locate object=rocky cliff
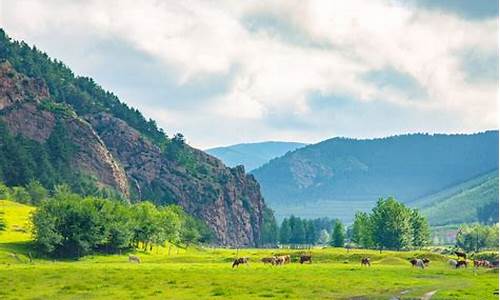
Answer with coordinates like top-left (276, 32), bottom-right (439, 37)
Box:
top-left (0, 53), bottom-right (265, 246)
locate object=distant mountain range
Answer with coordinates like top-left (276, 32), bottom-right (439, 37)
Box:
top-left (251, 131), bottom-right (499, 223)
top-left (206, 141), bottom-right (307, 171)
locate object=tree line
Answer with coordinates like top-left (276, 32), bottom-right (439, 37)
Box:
top-left (260, 197), bottom-right (431, 250)
top-left (14, 185), bottom-right (215, 258)
top-left (456, 223), bottom-right (498, 252)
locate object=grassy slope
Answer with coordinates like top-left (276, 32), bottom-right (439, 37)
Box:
top-left (0, 200), bottom-right (497, 299)
top-left (411, 171), bottom-right (499, 226)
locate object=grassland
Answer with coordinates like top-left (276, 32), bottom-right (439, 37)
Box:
top-left (0, 200), bottom-right (498, 299)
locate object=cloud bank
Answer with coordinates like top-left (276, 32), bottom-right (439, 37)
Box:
top-left (0, 0), bottom-right (497, 148)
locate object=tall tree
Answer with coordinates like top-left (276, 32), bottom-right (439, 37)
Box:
top-left (279, 218), bottom-right (291, 244)
top-left (409, 208), bottom-right (430, 249)
top-left (260, 207), bottom-right (278, 246)
top-left (351, 211), bottom-right (373, 248)
top-left (370, 197), bottom-right (411, 251)
top-left (330, 219), bottom-right (345, 247)
top-left (289, 216), bottom-right (305, 244)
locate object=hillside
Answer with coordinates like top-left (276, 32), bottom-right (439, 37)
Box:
top-left (411, 170), bottom-right (499, 226)
top-left (252, 132), bottom-right (498, 222)
top-left (0, 29), bottom-right (267, 247)
top-left (206, 141), bottom-right (307, 171)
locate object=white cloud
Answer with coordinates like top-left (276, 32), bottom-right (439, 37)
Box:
top-left (0, 0), bottom-right (497, 148)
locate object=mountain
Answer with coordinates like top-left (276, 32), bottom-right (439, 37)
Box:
top-left (206, 141), bottom-right (307, 171)
top-left (410, 170), bottom-right (499, 226)
top-left (252, 132), bottom-right (498, 222)
top-left (0, 29), bottom-right (267, 247)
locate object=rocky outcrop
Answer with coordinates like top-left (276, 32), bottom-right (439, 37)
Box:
top-left (0, 63), bottom-right (129, 196)
top-left (88, 113), bottom-right (265, 246)
top-left (0, 61), bottom-right (48, 110)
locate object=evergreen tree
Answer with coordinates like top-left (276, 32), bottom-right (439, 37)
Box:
top-left (260, 207), bottom-right (278, 246)
top-left (26, 180), bottom-right (48, 205)
top-left (279, 218), bottom-right (291, 244)
top-left (289, 216), bottom-right (305, 244)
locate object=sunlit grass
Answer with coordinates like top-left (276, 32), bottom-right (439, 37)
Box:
top-left (0, 200), bottom-right (497, 299)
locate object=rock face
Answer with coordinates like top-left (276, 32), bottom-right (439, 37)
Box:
top-left (88, 113), bottom-right (264, 246)
top-left (0, 60), bottom-right (265, 246)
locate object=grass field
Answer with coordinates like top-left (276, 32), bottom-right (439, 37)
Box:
top-left (0, 200), bottom-right (498, 299)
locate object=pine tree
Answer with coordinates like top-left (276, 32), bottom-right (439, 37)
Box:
top-left (279, 218), bottom-right (291, 244)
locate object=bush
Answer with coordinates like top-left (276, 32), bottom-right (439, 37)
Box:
top-left (11, 186), bottom-right (31, 204)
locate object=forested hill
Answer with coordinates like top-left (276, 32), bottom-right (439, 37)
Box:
top-left (411, 170), bottom-right (499, 226)
top-left (252, 131), bottom-right (498, 221)
top-left (206, 141), bottom-right (307, 171)
top-left (0, 29), bottom-right (268, 247)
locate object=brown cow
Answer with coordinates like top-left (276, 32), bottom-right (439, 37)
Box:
top-left (232, 257), bottom-right (249, 268)
top-left (274, 256), bottom-right (285, 265)
top-left (261, 257), bottom-right (276, 265)
top-left (456, 260), bottom-right (468, 268)
top-left (361, 257), bottom-right (371, 266)
top-left (474, 259), bottom-right (491, 268)
top-left (300, 255), bottom-right (312, 264)
top-left (283, 255), bottom-right (291, 264)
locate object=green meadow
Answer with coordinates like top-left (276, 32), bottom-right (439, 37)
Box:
top-left (0, 200), bottom-right (498, 300)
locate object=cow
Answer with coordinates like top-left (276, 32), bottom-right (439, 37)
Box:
top-left (232, 257), bottom-right (249, 268)
top-left (283, 255), bottom-right (291, 264)
top-left (300, 255), bottom-right (312, 264)
top-left (447, 259), bottom-right (458, 268)
top-left (455, 251), bottom-right (467, 260)
top-left (422, 258), bottom-right (430, 266)
top-left (474, 259), bottom-right (491, 268)
top-left (274, 256), bottom-right (285, 265)
top-left (456, 260), bottom-right (468, 268)
top-left (361, 257), bottom-right (371, 266)
top-left (410, 258), bottom-right (425, 269)
top-left (261, 257), bottom-right (276, 265)
top-left (128, 255), bottom-right (141, 264)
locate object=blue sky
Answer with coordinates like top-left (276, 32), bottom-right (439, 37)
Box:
top-left (0, 0), bottom-right (497, 148)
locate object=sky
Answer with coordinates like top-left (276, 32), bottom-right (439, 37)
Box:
top-left (0, 0), bottom-right (498, 148)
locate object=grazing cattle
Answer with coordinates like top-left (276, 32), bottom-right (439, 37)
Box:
top-left (455, 260), bottom-right (468, 268)
top-left (274, 256), bottom-right (285, 265)
top-left (361, 257), bottom-right (371, 266)
top-left (128, 255), bottom-right (141, 264)
top-left (447, 259), bottom-right (458, 267)
top-left (284, 255), bottom-right (291, 264)
top-left (410, 258), bottom-right (425, 269)
top-left (474, 259), bottom-right (492, 268)
top-left (261, 257), bottom-right (276, 265)
top-left (455, 251), bottom-right (467, 260)
top-left (232, 257), bottom-right (249, 268)
top-left (300, 255), bottom-right (312, 264)
top-left (422, 258), bottom-right (430, 266)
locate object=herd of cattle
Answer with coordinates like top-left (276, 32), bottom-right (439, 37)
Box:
top-left (230, 250), bottom-right (498, 270)
top-left (233, 254), bottom-right (312, 267)
top-left (127, 250), bottom-right (498, 270)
